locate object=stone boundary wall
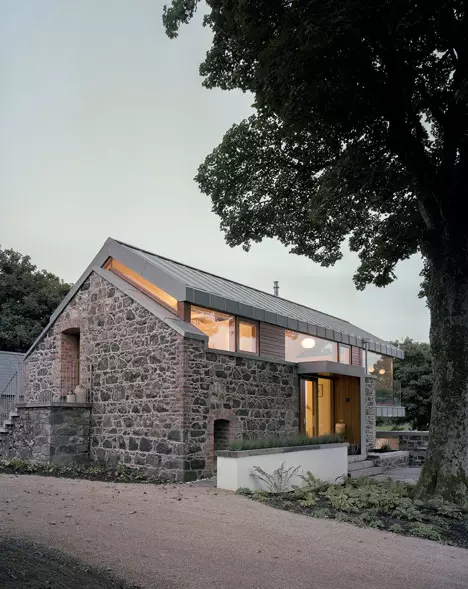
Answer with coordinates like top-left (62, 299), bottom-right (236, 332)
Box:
top-left (376, 431), bottom-right (428, 466)
top-left (0, 404), bottom-right (91, 465)
top-left (367, 450), bottom-right (409, 471)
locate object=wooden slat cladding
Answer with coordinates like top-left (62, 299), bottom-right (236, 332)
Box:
top-left (259, 323), bottom-right (285, 360)
top-left (334, 376), bottom-right (361, 445)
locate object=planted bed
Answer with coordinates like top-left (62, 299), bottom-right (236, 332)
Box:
top-left (217, 434), bottom-right (347, 491)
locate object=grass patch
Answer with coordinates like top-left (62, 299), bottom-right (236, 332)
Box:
top-left (228, 433), bottom-right (343, 451)
top-left (0, 458), bottom-right (166, 484)
top-left (237, 476), bottom-right (468, 549)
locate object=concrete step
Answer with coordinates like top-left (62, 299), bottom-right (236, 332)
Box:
top-left (9, 411), bottom-right (18, 418)
top-left (347, 455), bottom-right (368, 464)
top-left (0, 428), bottom-right (7, 434)
top-left (349, 466), bottom-right (384, 478)
top-left (348, 460), bottom-right (375, 472)
top-left (3, 420), bottom-right (13, 427)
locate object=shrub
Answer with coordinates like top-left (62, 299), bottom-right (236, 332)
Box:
top-left (408, 523), bottom-right (442, 541)
top-left (236, 487), bottom-right (253, 496)
top-left (251, 462), bottom-right (301, 493)
top-left (0, 459), bottom-right (164, 484)
top-left (229, 433), bottom-right (343, 451)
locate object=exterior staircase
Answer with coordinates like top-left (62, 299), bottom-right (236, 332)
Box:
top-left (348, 455), bottom-right (383, 478)
top-left (0, 372), bottom-right (21, 436)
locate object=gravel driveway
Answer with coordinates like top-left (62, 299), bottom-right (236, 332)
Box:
top-left (0, 475), bottom-right (467, 589)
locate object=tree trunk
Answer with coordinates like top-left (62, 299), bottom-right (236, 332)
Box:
top-left (416, 246), bottom-right (468, 503)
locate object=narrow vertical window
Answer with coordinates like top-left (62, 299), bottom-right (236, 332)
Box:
top-left (238, 320), bottom-right (258, 354)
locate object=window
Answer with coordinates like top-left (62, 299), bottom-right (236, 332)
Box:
top-left (190, 306), bottom-right (235, 351)
top-left (367, 352), bottom-right (394, 404)
top-left (60, 329), bottom-right (80, 396)
top-left (339, 344), bottom-right (351, 365)
top-left (238, 320), bottom-right (258, 354)
top-left (104, 257), bottom-right (178, 312)
top-left (285, 330), bottom-right (337, 363)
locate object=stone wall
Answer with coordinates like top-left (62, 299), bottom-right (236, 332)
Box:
top-left (365, 376), bottom-right (376, 452)
top-left (376, 431), bottom-right (428, 466)
top-left (24, 272), bottom-right (187, 481)
top-left (0, 404), bottom-right (91, 464)
top-left (88, 291), bottom-right (186, 481)
top-left (182, 340), bottom-right (299, 478)
top-left (368, 450), bottom-right (410, 471)
top-left (22, 269), bottom-right (373, 482)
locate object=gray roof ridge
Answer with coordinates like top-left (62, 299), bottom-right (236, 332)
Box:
top-left (112, 238), bottom-right (356, 327)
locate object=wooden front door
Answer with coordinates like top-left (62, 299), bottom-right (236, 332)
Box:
top-left (334, 376), bottom-right (361, 445)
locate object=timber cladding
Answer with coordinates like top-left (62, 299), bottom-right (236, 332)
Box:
top-left (259, 323), bottom-right (285, 360)
top-left (334, 375), bottom-right (361, 445)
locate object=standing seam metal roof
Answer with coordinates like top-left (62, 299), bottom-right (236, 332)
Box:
top-left (122, 242), bottom-right (398, 353)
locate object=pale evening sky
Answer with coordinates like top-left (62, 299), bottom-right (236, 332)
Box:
top-left (0, 0), bottom-right (429, 343)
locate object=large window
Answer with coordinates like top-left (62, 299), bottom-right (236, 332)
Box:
top-left (191, 306), bottom-right (236, 351)
top-left (104, 257), bottom-right (178, 312)
top-left (285, 330), bottom-right (337, 363)
top-left (367, 352), bottom-right (394, 404)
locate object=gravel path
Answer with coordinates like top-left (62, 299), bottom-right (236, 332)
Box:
top-left (1, 474), bottom-right (467, 589)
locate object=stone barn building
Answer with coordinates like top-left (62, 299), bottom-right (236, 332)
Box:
top-left (0, 238), bottom-right (403, 481)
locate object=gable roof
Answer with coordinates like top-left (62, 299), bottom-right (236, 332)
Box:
top-left (115, 239), bottom-right (402, 358)
top-left (25, 237), bottom-right (403, 359)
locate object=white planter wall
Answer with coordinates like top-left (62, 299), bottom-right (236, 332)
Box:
top-left (217, 443), bottom-right (348, 491)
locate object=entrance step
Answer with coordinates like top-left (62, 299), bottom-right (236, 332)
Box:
top-left (347, 455), bottom-right (368, 464)
top-left (349, 466), bottom-right (384, 478)
top-left (348, 460), bottom-right (375, 472)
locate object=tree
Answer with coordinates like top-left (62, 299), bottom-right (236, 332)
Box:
top-left (0, 247), bottom-right (71, 353)
top-left (394, 338), bottom-right (433, 431)
top-left (163, 1), bottom-right (468, 501)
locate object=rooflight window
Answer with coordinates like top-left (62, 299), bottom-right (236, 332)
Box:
top-left (190, 306), bottom-right (235, 351)
top-left (285, 330), bottom-right (337, 363)
top-left (103, 257), bottom-right (178, 312)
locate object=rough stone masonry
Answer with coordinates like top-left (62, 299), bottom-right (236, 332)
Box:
top-left (18, 271), bottom-right (299, 481)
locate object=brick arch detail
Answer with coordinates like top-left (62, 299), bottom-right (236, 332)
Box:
top-left (58, 319), bottom-right (82, 397)
top-left (207, 409), bottom-right (242, 471)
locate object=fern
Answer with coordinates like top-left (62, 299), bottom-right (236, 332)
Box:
top-left (250, 462), bottom-right (301, 493)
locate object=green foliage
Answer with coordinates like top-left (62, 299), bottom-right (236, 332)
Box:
top-left (311, 507), bottom-right (332, 519)
top-left (0, 246), bottom-right (71, 352)
top-left (164, 0), bottom-right (468, 503)
top-left (298, 492), bottom-right (317, 508)
top-left (164, 1), bottom-right (467, 290)
top-left (236, 487), bottom-right (253, 496)
top-left (251, 462), bottom-right (301, 493)
top-left (389, 523), bottom-right (405, 534)
top-left (359, 511), bottom-right (385, 529)
top-left (393, 338), bottom-right (433, 430)
top-left (408, 523), bottom-right (442, 541)
top-left (240, 475), bottom-right (467, 546)
top-left (425, 499), bottom-right (467, 519)
top-left (298, 471), bottom-right (327, 492)
top-left (229, 433), bottom-right (343, 451)
top-left (251, 489), bottom-right (270, 502)
top-left (392, 499), bottom-right (424, 522)
top-left (0, 459), bottom-right (164, 484)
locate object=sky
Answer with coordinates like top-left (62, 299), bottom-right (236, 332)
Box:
top-left (0, 0), bottom-right (429, 343)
